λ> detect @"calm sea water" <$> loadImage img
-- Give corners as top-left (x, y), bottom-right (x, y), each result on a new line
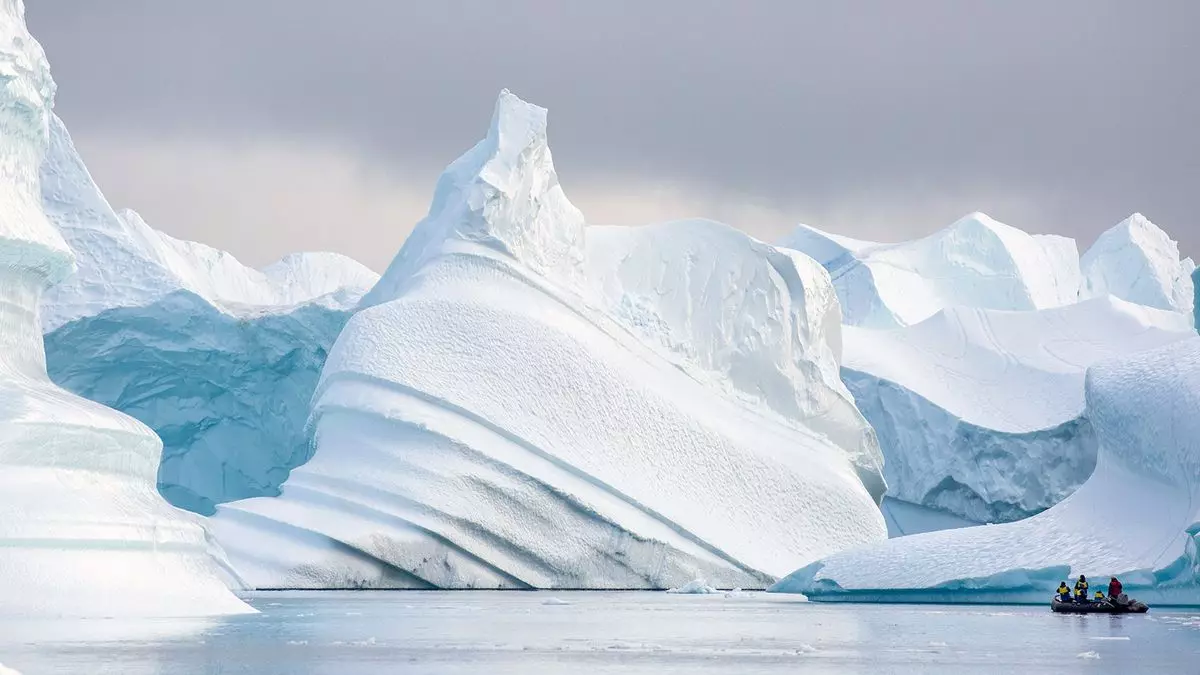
top-left (2, 591), bottom-right (1198, 674)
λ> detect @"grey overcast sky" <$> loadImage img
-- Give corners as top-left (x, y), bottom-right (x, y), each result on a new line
top-left (26, 1), bottom-right (1200, 271)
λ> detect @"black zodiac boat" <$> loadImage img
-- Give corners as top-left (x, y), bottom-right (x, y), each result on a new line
top-left (1051, 595), bottom-right (1149, 614)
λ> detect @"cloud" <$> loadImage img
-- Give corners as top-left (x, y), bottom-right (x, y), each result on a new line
top-left (69, 125), bottom-right (1056, 273)
top-left (27, 1), bottom-right (1200, 261)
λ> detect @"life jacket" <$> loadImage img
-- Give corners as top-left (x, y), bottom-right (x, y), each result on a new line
top-left (1075, 579), bottom-right (1088, 593)
top-left (1094, 591), bottom-right (1105, 600)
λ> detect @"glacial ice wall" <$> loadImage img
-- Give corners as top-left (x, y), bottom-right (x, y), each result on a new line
top-left (213, 90), bottom-right (887, 590)
top-left (0, 0), bottom-right (250, 617)
top-left (772, 337), bottom-right (1200, 605)
top-left (39, 115), bottom-right (378, 514)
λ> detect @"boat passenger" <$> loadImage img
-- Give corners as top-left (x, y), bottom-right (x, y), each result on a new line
top-left (1108, 577), bottom-right (1123, 599)
top-left (1056, 582), bottom-right (1072, 602)
top-left (1094, 590), bottom-right (1106, 602)
top-left (1074, 575), bottom-right (1089, 598)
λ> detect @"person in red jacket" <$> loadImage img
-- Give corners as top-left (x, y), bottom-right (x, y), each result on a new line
top-left (1108, 577), bottom-right (1123, 599)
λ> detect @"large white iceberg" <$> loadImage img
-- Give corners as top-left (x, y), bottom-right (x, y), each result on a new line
top-left (1080, 213), bottom-right (1195, 315)
top-left (781, 214), bottom-right (1081, 329)
top-left (0, 0), bottom-right (249, 617)
top-left (782, 215), bottom-right (1197, 534)
top-left (213, 90), bottom-right (887, 590)
top-left (39, 116), bottom-right (378, 514)
top-left (845, 298), bottom-right (1192, 529)
top-left (772, 337), bottom-right (1200, 605)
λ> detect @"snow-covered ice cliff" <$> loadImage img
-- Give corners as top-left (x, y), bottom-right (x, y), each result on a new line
top-left (213, 90), bottom-right (887, 590)
top-left (846, 298), bottom-right (1191, 528)
top-left (0, 0), bottom-right (250, 617)
top-left (39, 117), bottom-right (378, 514)
top-left (772, 336), bottom-right (1200, 605)
top-left (784, 214), bottom-right (1197, 532)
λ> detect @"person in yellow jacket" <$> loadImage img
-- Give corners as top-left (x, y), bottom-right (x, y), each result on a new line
top-left (1094, 590), bottom-right (1106, 602)
top-left (1056, 582), bottom-right (1072, 602)
top-left (1074, 575), bottom-right (1089, 600)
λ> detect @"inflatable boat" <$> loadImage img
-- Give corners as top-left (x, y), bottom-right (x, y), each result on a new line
top-left (1051, 597), bottom-right (1149, 614)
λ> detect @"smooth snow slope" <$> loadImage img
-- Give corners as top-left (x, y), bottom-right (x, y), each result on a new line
top-left (781, 215), bottom-right (1081, 329)
top-left (772, 337), bottom-right (1200, 605)
top-left (39, 117), bottom-right (378, 514)
top-left (1080, 213), bottom-right (1195, 315)
top-left (847, 298), bottom-right (1193, 525)
top-left (0, 0), bottom-right (250, 617)
top-left (214, 90), bottom-right (887, 590)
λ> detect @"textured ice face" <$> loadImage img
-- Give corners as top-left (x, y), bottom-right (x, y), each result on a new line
top-left (39, 115), bottom-right (379, 513)
top-left (771, 337), bottom-right (1200, 605)
top-left (364, 89), bottom-right (585, 306)
top-left (214, 91), bottom-right (888, 590)
top-left (1081, 213), bottom-right (1195, 315)
top-left (0, 0), bottom-right (72, 282)
top-left (587, 220), bottom-right (884, 501)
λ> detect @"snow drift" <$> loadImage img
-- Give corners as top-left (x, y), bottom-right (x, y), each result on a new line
top-left (213, 90), bottom-right (887, 590)
top-left (39, 117), bottom-right (378, 514)
top-left (772, 336), bottom-right (1200, 605)
top-left (0, 0), bottom-right (249, 617)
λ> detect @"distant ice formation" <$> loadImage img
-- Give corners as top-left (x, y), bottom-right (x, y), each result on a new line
top-left (772, 337), bottom-right (1200, 606)
top-left (39, 116), bottom-right (378, 514)
top-left (846, 298), bottom-right (1191, 528)
top-left (781, 214), bottom-right (1081, 329)
top-left (784, 214), bottom-right (1197, 533)
top-left (0, 0), bottom-right (249, 617)
top-left (213, 90), bottom-right (887, 590)
top-left (1080, 213), bottom-right (1195, 315)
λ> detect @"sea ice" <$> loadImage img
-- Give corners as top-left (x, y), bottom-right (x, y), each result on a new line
top-left (213, 90), bottom-right (887, 590)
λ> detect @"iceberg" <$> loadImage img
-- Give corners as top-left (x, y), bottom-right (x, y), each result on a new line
top-left (771, 337), bottom-right (1200, 605)
top-left (845, 298), bottom-right (1192, 528)
top-left (0, 0), bottom-right (249, 617)
top-left (213, 90), bottom-right (887, 590)
top-left (781, 214), bottom-right (1081, 329)
top-left (39, 117), bottom-right (378, 514)
top-left (1080, 213), bottom-right (1195, 315)
top-left (783, 215), bottom-right (1197, 533)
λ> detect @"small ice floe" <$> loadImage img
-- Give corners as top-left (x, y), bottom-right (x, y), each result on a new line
top-left (929, 641), bottom-right (948, 648)
top-left (542, 597), bottom-right (571, 606)
top-left (795, 644), bottom-right (818, 654)
top-left (1077, 651), bottom-right (1101, 659)
top-left (666, 579), bottom-right (718, 594)
top-left (0, 663), bottom-right (22, 675)
top-left (1089, 636), bottom-right (1130, 641)
top-left (286, 640), bottom-right (308, 646)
